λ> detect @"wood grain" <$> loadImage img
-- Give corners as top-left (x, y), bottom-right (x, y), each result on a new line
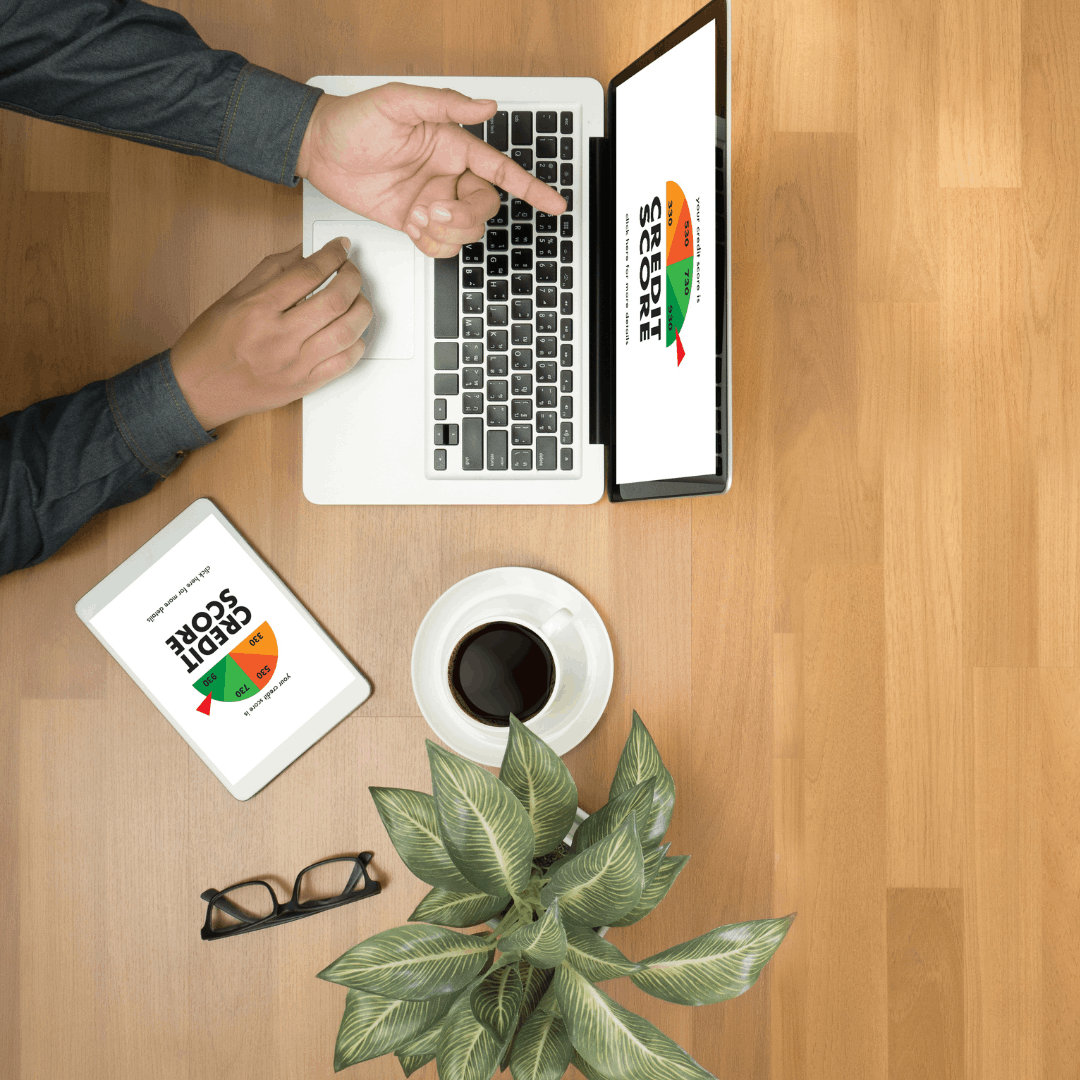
top-left (3, 0), bottom-right (1080, 1077)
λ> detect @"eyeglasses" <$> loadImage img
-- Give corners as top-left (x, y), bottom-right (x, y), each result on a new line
top-left (200, 851), bottom-right (381, 940)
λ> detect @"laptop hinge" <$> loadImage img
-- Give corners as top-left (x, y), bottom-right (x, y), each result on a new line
top-left (589, 135), bottom-right (613, 446)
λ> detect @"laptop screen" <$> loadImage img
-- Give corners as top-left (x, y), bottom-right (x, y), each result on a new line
top-left (612, 17), bottom-right (718, 486)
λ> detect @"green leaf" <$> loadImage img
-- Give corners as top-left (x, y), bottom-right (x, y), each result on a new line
top-left (562, 924), bottom-right (640, 981)
top-left (436, 982), bottom-right (507, 1080)
top-left (631, 914), bottom-right (795, 1005)
top-left (542, 816), bottom-right (645, 927)
top-left (509, 1008), bottom-right (573, 1080)
top-left (499, 962), bottom-right (554, 1072)
top-left (396, 1051), bottom-right (434, 1078)
top-left (641, 842), bottom-right (671, 890)
top-left (394, 1010), bottom-right (451, 1076)
top-left (410, 886), bottom-right (509, 928)
top-left (573, 777), bottom-right (656, 852)
top-left (609, 711), bottom-right (676, 843)
top-left (553, 963), bottom-right (717, 1080)
top-left (370, 787), bottom-right (475, 892)
top-left (606, 854), bottom-right (689, 927)
top-left (317, 924), bottom-right (493, 1000)
top-left (332, 988), bottom-right (454, 1071)
top-left (572, 1051), bottom-right (619, 1080)
top-left (471, 962), bottom-right (524, 1039)
top-left (499, 714), bottom-right (579, 856)
top-left (428, 741), bottom-right (535, 898)
top-left (499, 896), bottom-right (568, 969)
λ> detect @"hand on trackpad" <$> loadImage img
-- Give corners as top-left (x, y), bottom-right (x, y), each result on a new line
top-left (312, 220), bottom-right (415, 360)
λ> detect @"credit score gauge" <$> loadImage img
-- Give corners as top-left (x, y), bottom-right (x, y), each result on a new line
top-left (192, 621), bottom-right (278, 714)
top-left (666, 180), bottom-right (694, 364)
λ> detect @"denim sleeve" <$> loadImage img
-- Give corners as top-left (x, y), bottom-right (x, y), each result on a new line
top-left (0, 352), bottom-right (215, 576)
top-left (0, 0), bottom-right (323, 185)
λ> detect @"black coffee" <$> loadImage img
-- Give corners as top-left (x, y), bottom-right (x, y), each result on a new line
top-left (448, 621), bottom-right (556, 726)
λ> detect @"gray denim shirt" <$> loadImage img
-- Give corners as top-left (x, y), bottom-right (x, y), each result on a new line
top-left (0, 0), bottom-right (323, 575)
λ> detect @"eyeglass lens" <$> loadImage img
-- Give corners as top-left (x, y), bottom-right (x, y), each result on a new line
top-left (208, 882), bottom-right (277, 931)
top-left (296, 858), bottom-right (364, 907)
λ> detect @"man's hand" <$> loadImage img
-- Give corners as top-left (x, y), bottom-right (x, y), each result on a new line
top-left (295, 83), bottom-right (567, 258)
top-left (170, 239), bottom-right (372, 431)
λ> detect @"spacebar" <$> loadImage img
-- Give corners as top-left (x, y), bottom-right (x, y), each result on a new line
top-left (434, 255), bottom-right (459, 339)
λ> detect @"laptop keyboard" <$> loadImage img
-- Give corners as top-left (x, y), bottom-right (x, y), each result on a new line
top-left (430, 107), bottom-right (580, 477)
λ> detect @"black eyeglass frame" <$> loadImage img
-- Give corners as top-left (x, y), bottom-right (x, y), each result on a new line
top-left (200, 851), bottom-right (381, 940)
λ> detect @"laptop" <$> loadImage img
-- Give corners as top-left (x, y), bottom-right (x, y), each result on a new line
top-left (302, 0), bottom-right (730, 504)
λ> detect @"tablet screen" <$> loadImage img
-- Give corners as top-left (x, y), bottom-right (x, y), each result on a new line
top-left (89, 514), bottom-right (354, 785)
top-left (613, 19), bottom-right (717, 485)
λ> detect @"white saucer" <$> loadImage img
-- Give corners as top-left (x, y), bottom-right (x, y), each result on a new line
top-left (411, 567), bottom-right (614, 765)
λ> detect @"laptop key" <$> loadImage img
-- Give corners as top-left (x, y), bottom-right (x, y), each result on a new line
top-left (463, 366), bottom-right (484, 389)
top-left (487, 329), bottom-right (508, 352)
top-left (560, 216), bottom-right (573, 238)
top-left (511, 323), bottom-right (533, 346)
top-left (560, 188), bottom-right (573, 212)
top-left (463, 122), bottom-right (485, 138)
top-left (510, 148), bottom-right (533, 171)
top-left (560, 111), bottom-right (573, 134)
top-left (537, 311), bottom-right (557, 333)
top-left (511, 273), bottom-right (533, 296)
top-left (560, 163), bottom-right (573, 187)
top-left (487, 203), bottom-right (508, 227)
top-left (560, 395), bottom-right (573, 418)
top-left (560, 369), bottom-right (573, 393)
top-left (560, 292), bottom-right (573, 314)
top-left (560, 240), bottom-right (573, 263)
top-left (512, 373), bottom-right (533, 396)
top-left (560, 343), bottom-right (573, 366)
top-left (511, 248), bottom-right (533, 271)
top-left (462, 243), bottom-right (484, 263)
top-left (560, 447), bottom-right (573, 470)
top-left (511, 111), bottom-right (533, 145)
top-left (536, 262), bottom-right (557, 284)
top-left (462, 292), bottom-right (483, 314)
top-left (536, 161), bottom-right (557, 183)
top-left (536, 212), bottom-right (557, 233)
top-left (463, 342), bottom-right (483, 364)
top-left (463, 317), bottom-right (483, 338)
top-left (512, 448), bottom-right (533, 470)
top-left (463, 392), bottom-right (483, 413)
top-left (537, 436), bottom-right (558, 470)
top-left (434, 342), bottom-right (458, 369)
top-left (463, 267), bottom-right (483, 288)
top-left (435, 398), bottom-right (447, 420)
top-left (536, 136), bottom-right (558, 159)
top-left (487, 254), bottom-right (508, 276)
top-left (462, 417), bottom-right (483, 470)
top-left (434, 255), bottom-right (459, 339)
top-left (560, 265), bottom-right (573, 288)
top-left (561, 422), bottom-right (573, 445)
top-left (487, 111), bottom-right (508, 151)
top-left (537, 111), bottom-right (558, 133)
top-left (511, 198), bottom-right (532, 221)
top-left (512, 398), bottom-right (533, 420)
top-left (511, 223), bottom-right (533, 245)
top-left (434, 373), bottom-right (458, 395)
top-left (487, 353), bottom-right (508, 376)
top-left (537, 361), bottom-right (557, 383)
top-left (537, 337), bottom-right (557, 359)
top-left (512, 348), bottom-right (533, 370)
top-left (434, 424), bottom-right (458, 446)
top-left (487, 229), bottom-right (508, 251)
top-left (486, 278), bottom-right (508, 301)
top-left (537, 387), bottom-right (557, 409)
top-left (537, 411), bottom-right (557, 433)
top-left (560, 318), bottom-right (573, 341)
top-left (536, 286), bottom-right (557, 308)
top-left (487, 379), bottom-right (508, 402)
top-left (512, 424), bottom-right (532, 445)
top-left (488, 304), bottom-right (508, 326)
top-left (487, 404), bottom-right (508, 426)
top-left (487, 430), bottom-right (509, 470)
top-left (560, 137), bottom-right (573, 160)
top-left (536, 236), bottom-right (557, 258)
top-left (434, 448), bottom-right (447, 470)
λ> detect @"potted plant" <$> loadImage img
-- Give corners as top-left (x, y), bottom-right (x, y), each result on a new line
top-left (318, 712), bottom-right (794, 1079)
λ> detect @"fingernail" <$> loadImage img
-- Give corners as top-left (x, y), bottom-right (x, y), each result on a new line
top-left (432, 206), bottom-right (452, 223)
top-left (412, 207), bottom-right (429, 227)
top-left (336, 236), bottom-right (351, 252)
top-left (405, 223), bottom-right (421, 239)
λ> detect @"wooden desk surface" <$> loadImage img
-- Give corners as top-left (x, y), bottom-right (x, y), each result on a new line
top-left (1, 0), bottom-right (1074, 1077)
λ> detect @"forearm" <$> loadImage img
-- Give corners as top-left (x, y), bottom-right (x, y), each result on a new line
top-left (0, 352), bottom-right (214, 576)
top-left (0, 0), bottom-right (322, 185)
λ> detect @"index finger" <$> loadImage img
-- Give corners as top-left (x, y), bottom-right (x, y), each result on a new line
top-left (263, 238), bottom-right (351, 310)
top-left (459, 133), bottom-right (567, 216)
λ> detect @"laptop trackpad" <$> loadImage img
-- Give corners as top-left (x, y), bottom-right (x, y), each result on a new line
top-left (312, 219), bottom-right (415, 360)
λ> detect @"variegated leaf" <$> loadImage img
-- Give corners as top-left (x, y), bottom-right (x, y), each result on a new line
top-left (471, 962), bottom-right (524, 1039)
top-left (428, 741), bottom-right (535, 898)
top-left (606, 854), bottom-right (689, 928)
top-left (332, 988), bottom-right (454, 1071)
top-left (410, 886), bottom-right (509, 928)
top-left (631, 914), bottom-right (795, 1005)
top-left (608, 711), bottom-right (676, 843)
top-left (317, 924), bottom-right (493, 999)
top-left (396, 1050), bottom-right (435, 1078)
top-left (542, 816), bottom-right (644, 927)
top-left (563, 924), bottom-right (639, 982)
top-left (499, 896), bottom-right (567, 969)
top-left (509, 1008), bottom-right (573, 1080)
top-left (437, 980), bottom-right (507, 1080)
top-left (499, 714), bottom-right (579, 856)
top-left (572, 1051), bottom-right (619, 1080)
top-left (572, 778), bottom-right (655, 852)
top-left (641, 842), bottom-right (671, 890)
top-left (499, 962), bottom-right (554, 1072)
top-left (553, 963), bottom-right (717, 1080)
top-left (369, 786), bottom-right (475, 892)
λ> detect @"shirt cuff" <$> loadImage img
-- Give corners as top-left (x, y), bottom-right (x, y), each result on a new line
top-left (217, 63), bottom-right (323, 186)
top-left (106, 351), bottom-right (215, 480)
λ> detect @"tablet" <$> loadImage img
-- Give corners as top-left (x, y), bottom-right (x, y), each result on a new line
top-left (76, 499), bottom-right (371, 800)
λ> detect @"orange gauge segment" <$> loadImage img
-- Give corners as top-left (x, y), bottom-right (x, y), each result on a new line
top-left (230, 621), bottom-right (277, 657)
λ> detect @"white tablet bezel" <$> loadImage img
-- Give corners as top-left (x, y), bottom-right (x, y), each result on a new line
top-left (75, 498), bottom-right (371, 800)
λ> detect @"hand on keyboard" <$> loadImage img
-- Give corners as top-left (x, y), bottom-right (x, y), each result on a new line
top-left (170, 239), bottom-right (372, 430)
top-left (295, 83), bottom-right (566, 259)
